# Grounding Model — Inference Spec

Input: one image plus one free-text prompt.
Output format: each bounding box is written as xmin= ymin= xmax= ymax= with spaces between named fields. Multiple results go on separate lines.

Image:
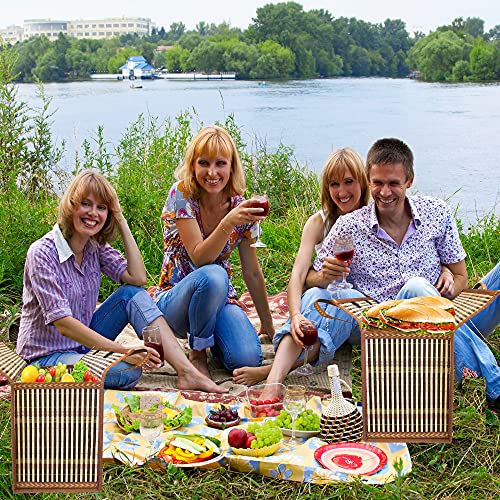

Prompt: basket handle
xmin=80 ymin=347 xmax=149 ymax=380
xmin=313 ymin=299 xmax=355 ymax=323
xmin=0 ymin=341 xmax=27 ymax=383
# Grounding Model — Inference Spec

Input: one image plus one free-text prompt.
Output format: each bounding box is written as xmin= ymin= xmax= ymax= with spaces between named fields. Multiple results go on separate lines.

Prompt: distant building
xmin=0 ymin=25 xmax=23 ymax=44
xmin=23 ymin=19 xmax=68 ymax=41
xmin=120 ymin=56 xmax=155 ymax=79
xmin=67 ymin=17 xmax=154 ymax=40
xmin=2 ymin=17 xmax=155 ymax=42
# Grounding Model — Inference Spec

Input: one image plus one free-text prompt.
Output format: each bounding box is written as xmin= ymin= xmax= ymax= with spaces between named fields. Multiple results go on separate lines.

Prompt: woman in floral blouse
xmin=150 ymin=126 xmax=274 ymax=378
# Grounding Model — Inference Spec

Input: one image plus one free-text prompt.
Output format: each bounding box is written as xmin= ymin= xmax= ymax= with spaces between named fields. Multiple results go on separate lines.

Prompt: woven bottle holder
xmin=320 ymin=364 xmax=363 ymax=443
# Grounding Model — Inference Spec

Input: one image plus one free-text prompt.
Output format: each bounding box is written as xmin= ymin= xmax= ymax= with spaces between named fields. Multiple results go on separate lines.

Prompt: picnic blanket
xmin=103 ymin=389 xmax=412 ymax=484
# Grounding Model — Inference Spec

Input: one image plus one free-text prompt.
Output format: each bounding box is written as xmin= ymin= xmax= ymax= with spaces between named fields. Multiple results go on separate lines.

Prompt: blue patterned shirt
xmin=313 ymin=196 xmax=467 ymax=302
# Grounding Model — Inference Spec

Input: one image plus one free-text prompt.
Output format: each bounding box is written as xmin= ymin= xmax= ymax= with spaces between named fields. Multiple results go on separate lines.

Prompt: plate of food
xmin=314 ymin=443 xmax=387 ymax=476
xmin=205 ymin=404 xmax=241 ymax=429
xmin=275 ymin=408 xmax=320 ymax=438
xmin=112 ymin=394 xmax=192 ymax=433
xmin=156 ymin=434 xmax=224 ymax=468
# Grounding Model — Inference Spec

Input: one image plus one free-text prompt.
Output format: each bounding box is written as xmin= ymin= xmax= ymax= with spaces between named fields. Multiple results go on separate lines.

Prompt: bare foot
xmin=233 ymin=365 xmax=272 ymax=386
xmin=188 ymin=349 xmax=211 ymax=379
xmin=177 ymin=368 xmax=227 ymax=394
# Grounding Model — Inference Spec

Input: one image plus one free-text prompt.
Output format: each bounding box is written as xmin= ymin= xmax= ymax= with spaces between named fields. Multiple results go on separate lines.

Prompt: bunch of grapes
xmin=208 ymin=404 xmax=239 ymax=423
xmin=275 ymin=409 xmax=320 ymax=431
xmin=246 ymin=420 xmax=283 ymax=449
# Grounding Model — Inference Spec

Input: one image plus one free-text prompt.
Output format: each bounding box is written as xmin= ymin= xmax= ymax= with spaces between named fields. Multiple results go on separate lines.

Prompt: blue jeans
xmin=155 ymin=265 xmax=262 ymax=371
xmin=466 ymin=262 xmax=500 ymax=337
xmin=32 ymin=285 xmax=163 ymax=390
xmin=397 ymin=276 xmax=500 ymax=400
xmin=273 ymin=286 xmax=363 ymax=365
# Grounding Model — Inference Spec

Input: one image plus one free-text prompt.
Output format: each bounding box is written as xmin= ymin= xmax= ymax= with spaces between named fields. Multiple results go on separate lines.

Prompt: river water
xmin=16 ymin=78 xmax=500 ymax=226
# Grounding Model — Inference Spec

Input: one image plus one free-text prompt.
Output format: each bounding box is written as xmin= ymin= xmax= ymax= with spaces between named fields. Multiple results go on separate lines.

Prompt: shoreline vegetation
xmin=1 ymin=41 xmax=499 ymax=498
xmin=3 ymin=2 xmax=500 ymax=84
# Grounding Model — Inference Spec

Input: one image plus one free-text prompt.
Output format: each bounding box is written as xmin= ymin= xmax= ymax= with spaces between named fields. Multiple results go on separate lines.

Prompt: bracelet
xmin=442 ymin=270 xmax=454 ymax=277
xmin=220 ymin=223 xmax=231 ymax=236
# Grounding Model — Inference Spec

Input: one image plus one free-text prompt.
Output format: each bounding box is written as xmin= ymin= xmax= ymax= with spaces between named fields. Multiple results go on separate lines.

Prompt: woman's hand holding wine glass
xmin=293 ymin=320 xmax=318 ymax=377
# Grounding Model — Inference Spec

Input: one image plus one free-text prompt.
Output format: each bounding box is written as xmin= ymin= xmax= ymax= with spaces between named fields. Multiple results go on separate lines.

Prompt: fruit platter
xmin=112 ymin=394 xmax=192 ymax=433
xmin=274 ymin=408 xmax=321 ymax=437
xmin=205 ymin=404 xmax=241 ymax=429
xmin=227 ymin=420 xmax=283 ymax=457
xmin=156 ymin=433 xmax=224 ymax=467
xmin=20 ymin=360 xmax=100 ymax=383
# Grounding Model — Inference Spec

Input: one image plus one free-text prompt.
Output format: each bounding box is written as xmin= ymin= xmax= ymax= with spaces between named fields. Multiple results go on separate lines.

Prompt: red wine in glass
xmin=250 ymin=194 xmax=269 ymax=248
xmin=294 ymin=320 xmax=318 ymax=376
xmin=249 ymin=198 xmax=270 ymax=216
xmin=300 ymin=322 xmax=318 ymax=347
xmin=335 ymin=249 xmax=354 ymax=264
xmin=144 ymin=341 xmax=164 ymax=361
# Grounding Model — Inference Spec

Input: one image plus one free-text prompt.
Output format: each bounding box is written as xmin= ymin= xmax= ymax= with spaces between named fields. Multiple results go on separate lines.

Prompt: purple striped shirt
xmin=16 ymin=224 xmax=127 ymax=360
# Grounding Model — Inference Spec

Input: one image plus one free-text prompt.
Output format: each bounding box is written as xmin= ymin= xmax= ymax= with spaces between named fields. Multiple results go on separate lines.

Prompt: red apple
xmin=228 ymin=428 xmax=247 ymax=448
xmin=245 ymin=433 xmax=257 ymax=449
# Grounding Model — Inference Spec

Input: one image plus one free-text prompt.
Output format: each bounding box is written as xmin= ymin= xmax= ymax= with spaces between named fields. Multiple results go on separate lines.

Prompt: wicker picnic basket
xmin=0 ymin=342 xmax=143 ymax=493
xmin=320 ymin=364 xmax=363 ymax=443
xmin=315 ymin=289 xmax=499 ymax=443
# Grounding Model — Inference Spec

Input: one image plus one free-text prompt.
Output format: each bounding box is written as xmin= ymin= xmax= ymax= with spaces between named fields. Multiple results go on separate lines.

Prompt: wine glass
xmin=142 ymin=325 xmax=164 ymax=368
xmin=327 ymin=235 xmax=355 ymax=293
xmin=283 ymin=384 xmax=307 ymax=446
xmin=249 ymin=193 xmax=269 ymax=248
xmin=293 ymin=319 xmax=318 ymax=377
xmin=139 ymin=410 xmax=164 ymax=459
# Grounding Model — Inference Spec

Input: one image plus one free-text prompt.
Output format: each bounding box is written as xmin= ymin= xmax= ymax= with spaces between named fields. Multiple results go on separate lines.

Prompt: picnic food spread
xmin=361 ymin=296 xmax=457 ymax=333
xmin=103 ymin=389 xmax=412 ymax=484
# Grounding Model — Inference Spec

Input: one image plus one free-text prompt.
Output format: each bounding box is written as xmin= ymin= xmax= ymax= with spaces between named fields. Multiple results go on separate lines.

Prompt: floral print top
xmin=151 ymin=180 xmax=258 ymax=303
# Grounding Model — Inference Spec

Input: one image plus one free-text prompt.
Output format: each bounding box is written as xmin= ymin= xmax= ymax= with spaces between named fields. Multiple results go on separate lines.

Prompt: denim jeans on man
xmin=155 ymin=264 xmax=262 ymax=371
xmin=32 ymin=285 xmax=162 ymax=389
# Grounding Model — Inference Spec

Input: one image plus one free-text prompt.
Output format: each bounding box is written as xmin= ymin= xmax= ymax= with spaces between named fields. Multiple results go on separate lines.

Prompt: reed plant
xmin=0 ymin=43 xmax=499 ymax=498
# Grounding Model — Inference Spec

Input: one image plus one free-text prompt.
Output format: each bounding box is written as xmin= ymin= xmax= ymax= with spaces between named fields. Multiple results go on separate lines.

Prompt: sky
xmin=1 ymin=0 xmax=499 ymax=34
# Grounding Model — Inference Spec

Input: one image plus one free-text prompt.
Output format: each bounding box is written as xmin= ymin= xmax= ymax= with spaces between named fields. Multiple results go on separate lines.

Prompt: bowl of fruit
xmin=227 ymin=420 xmax=283 ymax=457
xmin=245 ymin=383 xmax=285 ymax=419
xmin=274 ymin=408 xmax=321 ymax=438
xmin=205 ymin=404 xmax=241 ymax=429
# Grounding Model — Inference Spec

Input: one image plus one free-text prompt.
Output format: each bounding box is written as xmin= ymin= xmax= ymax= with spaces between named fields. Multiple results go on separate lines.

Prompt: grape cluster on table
xmin=208 ymin=404 xmax=239 ymax=423
xmin=275 ymin=408 xmax=320 ymax=431
xmin=246 ymin=420 xmax=283 ymax=449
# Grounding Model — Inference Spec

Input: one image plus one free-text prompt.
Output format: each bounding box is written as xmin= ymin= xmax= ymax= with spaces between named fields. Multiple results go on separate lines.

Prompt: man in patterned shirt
xmin=308 ymin=137 xmax=500 ymax=409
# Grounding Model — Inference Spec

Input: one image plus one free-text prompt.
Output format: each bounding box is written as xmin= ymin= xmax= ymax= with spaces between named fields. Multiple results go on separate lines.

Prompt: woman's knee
xmin=199 ymin=265 xmax=229 ymax=292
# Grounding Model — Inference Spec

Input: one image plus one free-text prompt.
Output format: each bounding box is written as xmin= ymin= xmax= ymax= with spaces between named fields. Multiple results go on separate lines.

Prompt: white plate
xmin=280 ymin=428 xmax=320 ymax=438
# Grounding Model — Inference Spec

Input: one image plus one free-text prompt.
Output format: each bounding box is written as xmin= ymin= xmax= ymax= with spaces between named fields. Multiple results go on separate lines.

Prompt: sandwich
xmin=405 ymin=296 xmax=456 ymax=316
xmin=379 ymin=303 xmax=456 ymax=333
xmin=361 ymin=300 xmax=404 ymax=328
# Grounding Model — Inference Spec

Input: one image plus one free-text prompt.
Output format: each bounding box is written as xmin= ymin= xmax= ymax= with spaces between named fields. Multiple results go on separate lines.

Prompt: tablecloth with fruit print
xmin=102 ymin=390 xmax=412 ymax=484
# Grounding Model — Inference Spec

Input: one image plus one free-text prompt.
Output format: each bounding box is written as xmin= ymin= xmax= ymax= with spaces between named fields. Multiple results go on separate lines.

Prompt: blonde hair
xmin=175 ymin=126 xmax=246 ymax=198
xmin=320 ymin=147 xmax=370 ymax=233
xmin=58 ymin=170 xmax=120 ymax=244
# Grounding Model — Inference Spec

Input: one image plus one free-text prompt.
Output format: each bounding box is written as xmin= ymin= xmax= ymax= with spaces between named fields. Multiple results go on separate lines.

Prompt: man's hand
xmin=436 ymin=270 xmax=455 ymax=298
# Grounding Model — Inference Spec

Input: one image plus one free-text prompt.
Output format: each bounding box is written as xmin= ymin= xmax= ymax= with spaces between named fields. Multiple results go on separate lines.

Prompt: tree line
xmin=3 ymin=2 xmax=500 ymax=82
